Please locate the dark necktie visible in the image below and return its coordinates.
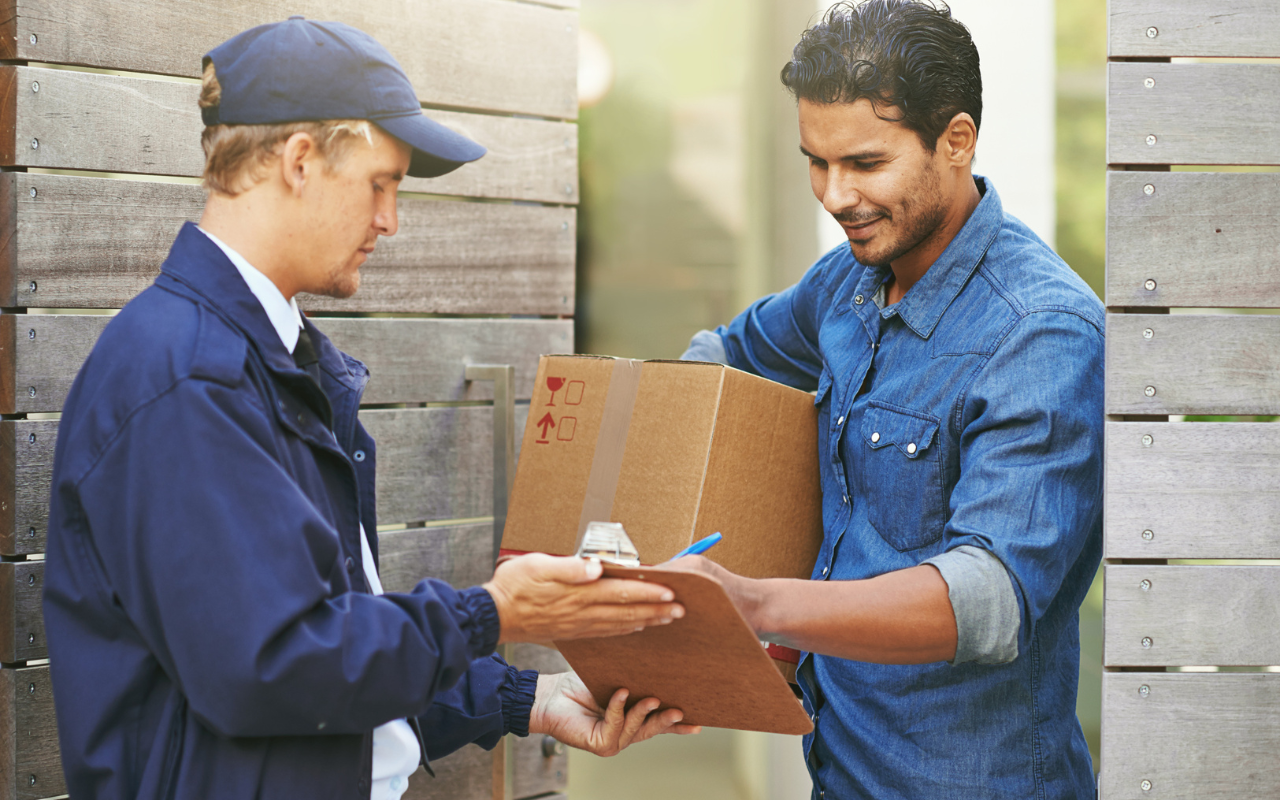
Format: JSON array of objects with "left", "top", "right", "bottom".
[{"left": 293, "top": 326, "right": 322, "bottom": 386}]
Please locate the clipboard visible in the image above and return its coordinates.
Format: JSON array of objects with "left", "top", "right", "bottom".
[{"left": 554, "top": 565, "right": 814, "bottom": 735}]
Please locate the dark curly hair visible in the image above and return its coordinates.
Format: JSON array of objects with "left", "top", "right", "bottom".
[{"left": 781, "top": 0, "right": 982, "bottom": 151}]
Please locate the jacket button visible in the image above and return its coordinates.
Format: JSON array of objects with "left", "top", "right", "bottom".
[
  {"left": 353, "top": 450, "right": 366, "bottom": 462},
  {"left": 906, "top": 442, "right": 917, "bottom": 454},
  {"left": 870, "top": 432, "right": 880, "bottom": 443},
  {"left": 345, "top": 557, "right": 355, "bottom": 573}
]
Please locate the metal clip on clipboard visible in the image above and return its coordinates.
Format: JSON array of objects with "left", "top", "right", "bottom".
[{"left": 575, "top": 521, "right": 641, "bottom": 567}]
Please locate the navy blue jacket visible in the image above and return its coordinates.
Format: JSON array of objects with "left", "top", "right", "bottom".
[{"left": 43, "top": 223, "right": 536, "bottom": 799}]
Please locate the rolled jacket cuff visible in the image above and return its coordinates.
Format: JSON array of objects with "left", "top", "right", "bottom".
[
  {"left": 459, "top": 586, "right": 502, "bottom": 659},
  {"left": 923, "top": 545, "right": 1020, "bottom": 666},
  {"left": 501, "top": 668, "right": 539, "bottom": 738}
]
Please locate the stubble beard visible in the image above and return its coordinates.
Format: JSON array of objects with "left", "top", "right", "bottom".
[
  {"left": 313, "top": 262, "right": 362, "bottom": 300},
  {"left": 845, "top": 160, "right": 949, "bottom": 269}
]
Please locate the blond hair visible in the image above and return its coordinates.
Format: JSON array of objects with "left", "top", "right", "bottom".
[{"left": 199, "top": 61, "right": 377, "bottom": 196}]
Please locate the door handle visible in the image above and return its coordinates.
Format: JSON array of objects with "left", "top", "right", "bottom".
[{"left": 464, "top": 364, "right": 516, "bottom": 568}]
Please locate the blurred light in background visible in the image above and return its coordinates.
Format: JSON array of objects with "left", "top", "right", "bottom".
[{"left": 578, "top": 29, "right": 615, "bottom": 108}]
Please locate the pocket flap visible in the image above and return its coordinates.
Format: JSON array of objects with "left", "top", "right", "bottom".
[{"left": 862, "top": 402, "right": 939, "bottom": 458}]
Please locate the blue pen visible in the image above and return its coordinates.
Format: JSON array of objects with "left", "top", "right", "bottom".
[{"left": 667, "top": 532, "right": 723, "bottom": 561}]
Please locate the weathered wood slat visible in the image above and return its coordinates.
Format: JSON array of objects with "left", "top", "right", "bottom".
[
  {"left": 1106, "top": 172, "right": 1280, "bottom": 309},
  {"left": 0, "top": 401, "right": 539, "bottom": 556},
  {"left": 1104, "top": 565, "right": 1280, "bottom": 666},
  {"left": 0, "top": 420, "right": 55, "bottom": 557},
  {"left": 0, "top": 174, "right": 575, "bottom": 313},
  {"left": 0, "top": 312, "right": 567, "bottom": 415},
  {"left": 1108, "top": 63, "right": 1280, "bottom": 166},
  {"left": 405, "top": 747, "right": 491, "bottom": 800},
  {"left": 1105, "top": 422, "right": 1280, "bottom": 559},
  {"left": 1109, "top": 0, "right": 1280, "bottom": 58},
  {"left": 363, "top": 405, "right": 529, "bottom": 528},
  {"left": 400, "top": 111, "right": 579, "bottom": 204},
  {"left": 0, "top": 0, "right": 577, "bottom": 119},
  {"left": 0, "top": 563, "right": 42, "bottom": 663},
  {"left": 0, "top": 665, "right": 62, "bottom": 800},
  {"left": 1101, "top": 672, "right": 1280, "bottom": 799},
  {"left": 379, "top": 523, "right": 496, "bottom": 595},
  {"left": 1105, "top": 314, "right": 1280, "bottom": 416},
  {"left": 0, "top": 70, "right": 576, "bottom": 201},
  {"left": 0, "top": 664, "right": 562, "bottom": 800}
]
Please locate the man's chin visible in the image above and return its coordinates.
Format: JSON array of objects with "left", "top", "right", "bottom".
[
  {"left": 313, "top": 272, "right": 361, "bottom": 300},
  {"left": 847, "top": 239, "right": 895, "bottom": 268}
]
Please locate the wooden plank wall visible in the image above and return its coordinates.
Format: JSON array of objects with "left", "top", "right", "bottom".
[
  {"left": 1101, "top": 3, "right": 1280, "bottom": 798},
  {"left": 0, "top": 1, "right": 579, "bottom": 798}
]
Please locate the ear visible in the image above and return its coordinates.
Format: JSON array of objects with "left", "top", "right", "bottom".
[
  {"left": 937, "top": 112, "right": 978, "bottom": 168},
  {"left": 279, "top": 132, "right": 320, "bottom": 198}
]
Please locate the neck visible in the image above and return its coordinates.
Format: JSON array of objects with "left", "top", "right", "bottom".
[
  {"left": 885, "top": 174, "right": 982, "bottom": 305},
  {"left": 200, "top": 188, "right": 300, "bottom": 300}
]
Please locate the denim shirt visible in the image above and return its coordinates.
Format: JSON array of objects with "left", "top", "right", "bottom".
[{"left": 715, "top": 179, "right": 1103, "bottom": 799}]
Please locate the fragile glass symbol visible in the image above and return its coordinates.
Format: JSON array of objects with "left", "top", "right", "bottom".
[{"left": 546, "top": 376, "right": 565, "bottom": 405}]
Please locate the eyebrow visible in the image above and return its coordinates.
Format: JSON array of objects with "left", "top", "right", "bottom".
[{"left": 799, "top": 145, "right": 888, "bottom": 162}]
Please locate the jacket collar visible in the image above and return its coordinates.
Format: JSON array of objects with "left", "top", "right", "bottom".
[
  {"left": 159, "top": 222, "right": 362, "bottom": 392},
  {"left": 854, "top": 176, "right": 1003, "bottom": 340}
]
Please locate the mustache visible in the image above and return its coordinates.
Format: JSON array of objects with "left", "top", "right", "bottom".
[{"left": 833, "top": 210, "right": 888, "bottom": 225}]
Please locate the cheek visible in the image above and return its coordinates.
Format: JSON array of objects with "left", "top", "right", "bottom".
[{"left": 809, "top": 164, "right": 827, "bottom": 200}]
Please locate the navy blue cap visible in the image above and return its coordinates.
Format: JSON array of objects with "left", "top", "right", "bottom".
[{"left": 203, "top": 17, "right": 486, "bottom": 178}]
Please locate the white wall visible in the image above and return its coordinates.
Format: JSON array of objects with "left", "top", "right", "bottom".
[{"left": 815, "top": 0, "right": 1057, "bottom": 254}]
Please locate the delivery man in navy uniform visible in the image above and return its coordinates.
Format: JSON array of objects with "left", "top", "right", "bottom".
[{"left": 43, "top": 18, "right": 695, "bottom": 800}]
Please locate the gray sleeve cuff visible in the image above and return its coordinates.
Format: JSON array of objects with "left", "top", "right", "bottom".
[
  {"left": 680, "top": 329, "right": 729, "bottom": 364},
  {"left": 923, "top": 545, "right": 1020, "bottom": 666}
]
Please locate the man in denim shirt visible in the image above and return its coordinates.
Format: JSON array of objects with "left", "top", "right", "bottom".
[{"left": 680, "top": 2, "right": 1102, "bottom": 797}]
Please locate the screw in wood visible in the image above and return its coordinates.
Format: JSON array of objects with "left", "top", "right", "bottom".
[
  {"left": 1145, "top": 26, "right": 1158, "bottom": 38},
  {"left": 1144, "top": 279, "right": 1157, "bottom": 291},
  {"left": 1142, "top": 529, "right": 1154, "bottom": 541}
]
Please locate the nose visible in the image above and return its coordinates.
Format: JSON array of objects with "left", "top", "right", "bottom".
[
  {"left": 822, "top": 165, "right": 864, "bottom": 216},
  {"left": 374, "top": 190, "right": 398, "bottom": 237}
]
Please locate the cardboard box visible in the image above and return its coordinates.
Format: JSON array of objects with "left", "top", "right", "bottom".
[
  {"left": 504, "top": 355, "right": 823, "bottom": 579},
  {"left": 503, "top": 355, "right": 823, "bottom": 703}
]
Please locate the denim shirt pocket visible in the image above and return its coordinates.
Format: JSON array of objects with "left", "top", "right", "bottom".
[{"left": 860, "top": 401, "right": 946, "bottom": 551}]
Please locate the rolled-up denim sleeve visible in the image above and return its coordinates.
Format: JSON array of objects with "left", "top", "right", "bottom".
[
  {"left": 923, "top": 546, "right": 1020, "bottom": 665},
  {"left": 681, "top": 329, "right": 729, "bottom": 363},
  {"left": 942, "top": 310, "right": 1104, "bottom": 658}
]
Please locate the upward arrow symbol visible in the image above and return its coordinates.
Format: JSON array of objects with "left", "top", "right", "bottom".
[{"left": 536, "top": 412, "right": 556, "bottom": 442}]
